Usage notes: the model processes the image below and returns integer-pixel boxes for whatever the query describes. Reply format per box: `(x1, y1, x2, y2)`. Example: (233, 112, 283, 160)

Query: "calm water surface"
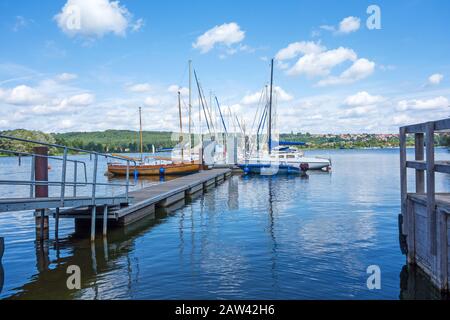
(0, 148, 449, 299)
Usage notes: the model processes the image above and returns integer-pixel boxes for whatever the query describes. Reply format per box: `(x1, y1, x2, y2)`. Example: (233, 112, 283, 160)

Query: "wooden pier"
(0, 134, 233, 244)
(400, 118, 450, 292)
(60, 169, 232, 229)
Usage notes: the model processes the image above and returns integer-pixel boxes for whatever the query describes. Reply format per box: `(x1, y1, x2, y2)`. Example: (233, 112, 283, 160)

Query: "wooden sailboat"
(107, 87, 202, 176)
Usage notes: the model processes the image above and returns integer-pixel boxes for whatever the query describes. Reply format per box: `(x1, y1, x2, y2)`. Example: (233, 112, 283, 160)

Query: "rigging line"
(198, 82, 212, 133)
(215, 96, 228, 134)
(193, 69, 212, 134)
(249, 86, 267, 136)
(199, 82, 215, 134)
(235, 115, 243, 134)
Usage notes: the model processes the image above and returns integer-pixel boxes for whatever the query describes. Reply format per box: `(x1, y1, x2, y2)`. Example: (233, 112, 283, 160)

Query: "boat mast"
(139, 106, 143, 161)
(178, 91, 184, 160)
(188, 60, 192, 159)
(268, 58, 274, 154)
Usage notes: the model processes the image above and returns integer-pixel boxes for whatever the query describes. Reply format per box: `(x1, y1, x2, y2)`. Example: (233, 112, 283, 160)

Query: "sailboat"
(107, 97, 202, 177)
(238, 59, 331, 175)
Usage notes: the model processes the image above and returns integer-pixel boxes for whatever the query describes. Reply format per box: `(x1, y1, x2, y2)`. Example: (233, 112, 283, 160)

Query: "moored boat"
(237, 59, 331, 175)
(107, 162, 201, 176)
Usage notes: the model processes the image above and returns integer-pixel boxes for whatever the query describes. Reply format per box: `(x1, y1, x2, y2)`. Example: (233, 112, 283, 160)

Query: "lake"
(0, 148, 449, 299)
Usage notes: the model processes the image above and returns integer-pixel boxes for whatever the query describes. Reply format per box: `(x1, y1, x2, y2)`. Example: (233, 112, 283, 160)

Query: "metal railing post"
(91, 154, 98, 242)
(73, 161, 78, 197)
(30, 155, 35, 198)
(126, 160, 130, 203)
(60, 148, 68, 207)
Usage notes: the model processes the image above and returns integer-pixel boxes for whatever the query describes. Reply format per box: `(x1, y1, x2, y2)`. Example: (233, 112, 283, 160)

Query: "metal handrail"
(0, 149, 89, 196)
(0, 134, 135, 163)
(0, 134, 136, 207)
(0, 180, 131, 187)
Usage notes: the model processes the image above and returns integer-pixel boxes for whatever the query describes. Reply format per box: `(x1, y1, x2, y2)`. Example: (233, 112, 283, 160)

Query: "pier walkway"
(0, 134, 232, 243)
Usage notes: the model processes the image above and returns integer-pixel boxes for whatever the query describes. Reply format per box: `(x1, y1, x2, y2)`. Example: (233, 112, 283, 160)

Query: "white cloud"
(54, 0, 142, 38)
(144, 97, 160, 107)
(275, 41, 325, 61)
(57, 73, 78, 81)
(193, 22, 245, 53)
(428, 73, 444, 85)
(0, 85, 44, 105)
(241, 86, 293, 105)
(241, 91, 263, 105)
(343, 105, 376, 118)
(127, 83, 152, 93)
(344, 91, 384, 106)
(320, 16, 361, 35)
(317, 58, 375, 86)
(319, 25, 336, 32)
(168, 85, 189, 96)
(287, 47, 358, 77)
(131, 18, 145, 32)
(392, 114, 414, 126)
(25, 93, 95, 116)
(12, 16, 30, 32)
(64, 93, 95, 106)
(274, 87, 294, 102)
(397, 96, 449, 111)
(338, 16, 361, 34)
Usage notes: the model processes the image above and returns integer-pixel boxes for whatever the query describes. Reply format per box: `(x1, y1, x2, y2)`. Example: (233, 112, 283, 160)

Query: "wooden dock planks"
(115, 169, 231, 221)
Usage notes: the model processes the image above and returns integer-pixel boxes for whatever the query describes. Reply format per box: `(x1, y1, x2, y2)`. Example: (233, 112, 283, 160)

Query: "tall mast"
(188, 60, 192, 158)
(139, 106, 143, 161)
(178, 91, 184, 160)
(268, 58, 274, 154)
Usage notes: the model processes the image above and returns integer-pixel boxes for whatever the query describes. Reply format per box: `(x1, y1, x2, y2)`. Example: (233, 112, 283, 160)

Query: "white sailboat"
(238, 59, 331, 175)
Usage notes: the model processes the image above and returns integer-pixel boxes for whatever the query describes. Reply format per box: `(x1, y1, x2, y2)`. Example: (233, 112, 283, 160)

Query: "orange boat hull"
(107, 163, 201, 176)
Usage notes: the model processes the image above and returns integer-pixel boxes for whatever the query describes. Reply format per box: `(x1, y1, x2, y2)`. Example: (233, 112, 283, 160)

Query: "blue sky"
(0, 0, 449, 133)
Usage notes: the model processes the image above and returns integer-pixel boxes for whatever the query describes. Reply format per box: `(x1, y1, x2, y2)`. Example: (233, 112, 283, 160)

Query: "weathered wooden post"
(399, 127, 407, 217)
(426, 122, 436, 255)
(414, 133, 425, 193)
(34, 146, 49, 241)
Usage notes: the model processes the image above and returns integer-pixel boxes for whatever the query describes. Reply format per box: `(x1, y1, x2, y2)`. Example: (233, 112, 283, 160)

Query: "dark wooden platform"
(55, 169, 232, 226)
(115, 169, 232, 222)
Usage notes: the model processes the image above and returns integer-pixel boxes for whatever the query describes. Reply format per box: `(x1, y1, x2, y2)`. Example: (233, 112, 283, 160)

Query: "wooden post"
(34, 147, 49, 241)
(414, 133, 425, 193)
(438, 210, 448, 290)
(406, 198, 415, 264)
(399, 127, 407, 217)
(426, 122, 436, 255)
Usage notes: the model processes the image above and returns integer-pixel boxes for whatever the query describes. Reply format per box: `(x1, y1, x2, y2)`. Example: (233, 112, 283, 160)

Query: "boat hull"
(107, 163, 201, 176)
(238, 163, 302, 175)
